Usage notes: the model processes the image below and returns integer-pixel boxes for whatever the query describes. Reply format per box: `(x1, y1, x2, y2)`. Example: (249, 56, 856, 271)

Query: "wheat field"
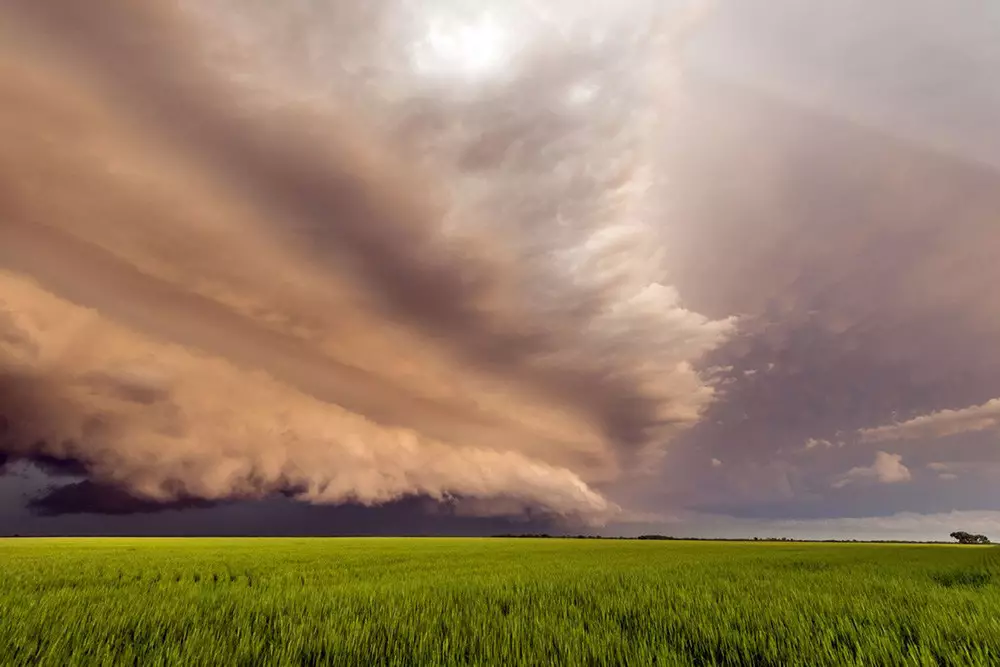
(1, 538, 998, 665)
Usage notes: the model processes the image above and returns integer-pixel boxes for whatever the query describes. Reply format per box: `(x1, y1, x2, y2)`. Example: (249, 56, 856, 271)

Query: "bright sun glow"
(412, 14, 510, 80)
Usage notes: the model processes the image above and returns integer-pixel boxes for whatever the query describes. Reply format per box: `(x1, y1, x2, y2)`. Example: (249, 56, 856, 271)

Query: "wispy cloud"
(926, 461, 1000, 481)
(861, 398, 1000, 442)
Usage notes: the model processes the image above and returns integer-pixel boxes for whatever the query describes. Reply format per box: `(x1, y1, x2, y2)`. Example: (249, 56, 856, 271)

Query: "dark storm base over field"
(2, 538, 998, 665)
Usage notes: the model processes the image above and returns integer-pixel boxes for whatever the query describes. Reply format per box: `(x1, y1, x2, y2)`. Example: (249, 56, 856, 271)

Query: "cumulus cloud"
(832, 451, 911, 489)
(860, 398, 1000, 443)
(0, 1, 730, 520)
(803, 438, 834, 451)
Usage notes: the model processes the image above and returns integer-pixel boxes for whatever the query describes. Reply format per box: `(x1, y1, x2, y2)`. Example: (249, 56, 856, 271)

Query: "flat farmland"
(1, 538, 998, 665)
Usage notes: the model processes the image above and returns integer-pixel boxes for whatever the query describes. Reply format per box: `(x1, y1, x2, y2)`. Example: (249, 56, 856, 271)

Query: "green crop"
(1, 538, 998, 665)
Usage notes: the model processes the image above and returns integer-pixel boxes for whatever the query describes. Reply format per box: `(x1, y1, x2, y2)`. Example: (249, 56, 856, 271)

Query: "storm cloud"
(0, 1, 730, 521)
(2, 0, 997, 539)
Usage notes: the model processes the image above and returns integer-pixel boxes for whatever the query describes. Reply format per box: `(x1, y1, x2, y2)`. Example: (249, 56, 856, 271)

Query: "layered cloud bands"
(0, 1, 730, 519)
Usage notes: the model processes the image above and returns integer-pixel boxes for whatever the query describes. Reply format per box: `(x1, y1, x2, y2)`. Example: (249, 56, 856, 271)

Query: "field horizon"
(0, 534, 977, 544)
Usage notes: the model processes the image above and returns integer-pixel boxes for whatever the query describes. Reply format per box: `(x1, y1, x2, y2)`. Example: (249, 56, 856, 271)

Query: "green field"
(1, 538, 998, 665)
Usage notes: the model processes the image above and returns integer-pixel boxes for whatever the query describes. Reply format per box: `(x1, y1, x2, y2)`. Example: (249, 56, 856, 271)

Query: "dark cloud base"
(3, 491, 558, 538)
(27, 480, 216, 517)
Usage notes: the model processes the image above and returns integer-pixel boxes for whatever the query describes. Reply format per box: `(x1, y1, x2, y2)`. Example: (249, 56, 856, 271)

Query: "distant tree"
(951, 531, 991, 544)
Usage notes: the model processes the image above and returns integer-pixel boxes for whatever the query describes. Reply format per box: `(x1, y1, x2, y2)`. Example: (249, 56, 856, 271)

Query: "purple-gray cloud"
(622, 55, 1000, 524)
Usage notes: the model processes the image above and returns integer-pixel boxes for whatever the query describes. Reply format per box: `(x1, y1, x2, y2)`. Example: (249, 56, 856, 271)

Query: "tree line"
(490, 533, 993, 544)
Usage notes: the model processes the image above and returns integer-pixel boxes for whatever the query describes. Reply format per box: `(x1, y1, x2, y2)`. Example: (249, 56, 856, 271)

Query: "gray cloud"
(926, 461, 1000, 482)
(28, 480, 217, 517)
(637, 65, 1000, 516)
(690, 0, 1000, 169)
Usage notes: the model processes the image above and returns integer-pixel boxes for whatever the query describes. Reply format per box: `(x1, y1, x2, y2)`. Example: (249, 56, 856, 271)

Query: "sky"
(0, 0, 997, 541)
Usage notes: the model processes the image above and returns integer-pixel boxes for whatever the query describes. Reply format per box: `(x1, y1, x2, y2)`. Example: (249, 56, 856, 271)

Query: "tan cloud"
(0, 271, 614, 519)
(860, 398, 1000, 443)
(0, 2, 731, 519)
(832, 451, 911, 488)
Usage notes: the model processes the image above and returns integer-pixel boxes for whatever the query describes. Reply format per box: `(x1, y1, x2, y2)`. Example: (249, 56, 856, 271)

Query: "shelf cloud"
(0, 1, 731, 521)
